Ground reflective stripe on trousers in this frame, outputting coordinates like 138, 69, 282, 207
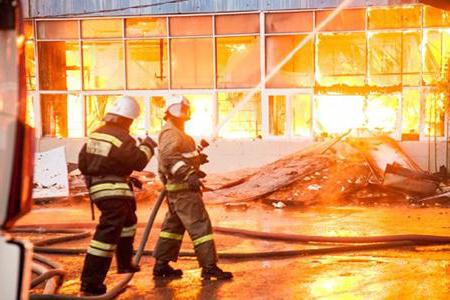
120, 224, 137, 237
87, 240, 116, 258
89, 182, 134, 201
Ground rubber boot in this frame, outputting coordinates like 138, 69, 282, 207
201, 264, 233, 280
116, 236, 140, 274
80, 254, 111, 295
153, 260, 183, 278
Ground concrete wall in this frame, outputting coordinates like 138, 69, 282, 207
37, 137, 448, 174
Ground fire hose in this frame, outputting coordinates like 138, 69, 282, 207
11, 189, 450, 299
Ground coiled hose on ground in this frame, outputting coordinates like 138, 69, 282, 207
11, 189, 450, 299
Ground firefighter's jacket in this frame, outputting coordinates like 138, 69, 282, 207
158, 122, 201, 191
78, 122, 153, 201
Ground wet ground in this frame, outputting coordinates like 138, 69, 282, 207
16, 198, 450, 299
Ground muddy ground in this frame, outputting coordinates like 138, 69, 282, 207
16, 197, 450, 299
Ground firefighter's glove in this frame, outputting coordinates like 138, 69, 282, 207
139, 136, 158, 155
186, 172, 202, 191
199, 153, 209, 165
129, 176, 143, 190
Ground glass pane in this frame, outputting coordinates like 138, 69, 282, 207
424, 5, 450, 27
216, 36, 260, 88
368, 31, 421, 87
170, 16, 212, 36
170, 38, 213, 88
368, 6, 421, 29
86, 95, 145, 136
126, 17, 166, 37
83, 41, 124, 90
316, 33, 366, 86
25, 40, 35, 90
265, 12, 313, 33
126, 39, 168, 89
266, 35, 314, 88
26, 95, 35, 128
402, 89, 420, 140
269, 95, 286, 136
184, 95, 214, 137
82, 19, 123, 38
423, 29, 450, 85
149, 96, 166, 134
366, 94, 399, 134
292, 94, 311, 137
37, 20, 79, 39
316, 9, 365, 31
216, 14, 259, 35
41, 94, 83, 138
315, 96, 365, 136
424, 92, 445, 137
218, 92, 261, 138
24, 21, 34, 40
38, 41, 81, 90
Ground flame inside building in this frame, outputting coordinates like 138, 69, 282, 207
24, 4, 450, 142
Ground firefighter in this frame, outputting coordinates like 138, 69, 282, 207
78, 96, 157, 296
153, 96, 233, 280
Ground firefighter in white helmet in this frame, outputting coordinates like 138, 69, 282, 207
153, 95, 233, 280
78, 96, 157, 295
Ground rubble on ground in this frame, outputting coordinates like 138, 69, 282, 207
34, 134, 450, 208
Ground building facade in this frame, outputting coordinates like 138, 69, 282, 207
24, 0, 450, 172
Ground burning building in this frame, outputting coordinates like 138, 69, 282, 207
22, 0, 450, 173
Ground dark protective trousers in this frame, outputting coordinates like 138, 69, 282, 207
80, 197, 137, 290
153, 190, 218, 267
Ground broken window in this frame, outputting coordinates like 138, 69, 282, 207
82, 19, 123, 38
215, 14, 259, 35
86, 95, 145, 136
41, 94, 83, 138
38, 41, 81, 90
184, 95, 214, 137
292, 94, 312, 137
266, 35, 314, 88
170, 38, 214, 88
424, 92, 445, 137
401, 89, 420, 140
216, 36, 260, 88
125, 17, 166, 37
265, 12, 313, 33
368, 31, 421, 86
37, 20, 79, 39
126, 39, 168, 89
268, 95, 286, 136
424, 5, 450, 28
366, 94, 399, 134
423, 29, 450, 85
316, 32, 366, 86
218, 92, 261, 138
368, 6, 421, 30
314, 96, 365, 136
316, 8, 365, 32
25, 40, 35, 90
82, 41, 124, 90
170, 16, 212, 36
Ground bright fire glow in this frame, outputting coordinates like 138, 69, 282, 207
184, 94, 214, 137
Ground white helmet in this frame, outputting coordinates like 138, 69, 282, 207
165, 95, 191, 120
107, 96, 140, 120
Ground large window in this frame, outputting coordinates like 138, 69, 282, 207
126, 17, 166, 37
218, 92, 261, 138
316, 33, 366, 86
40, 94, 83, 138
82, 41, 125, 90
266, 35, 314, 88
265, 12, 313, 33
38, 41, 81, 90
423, 29, 450, 85
82, 19, 123, 38
366, 94, 399, 134
368, 6, 421, 29
216, 36, 260, 88
268, 95, 286, 136
402, 89, 421, 140
126, 39, 168, 89
37, 20, 79, 39
424, 92, 445, 137
292, 94, 312, 137
184, 95, 215, 137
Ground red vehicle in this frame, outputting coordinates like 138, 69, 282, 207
0, 0, 35, 298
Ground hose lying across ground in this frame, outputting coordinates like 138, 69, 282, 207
11, 190, 450, 299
